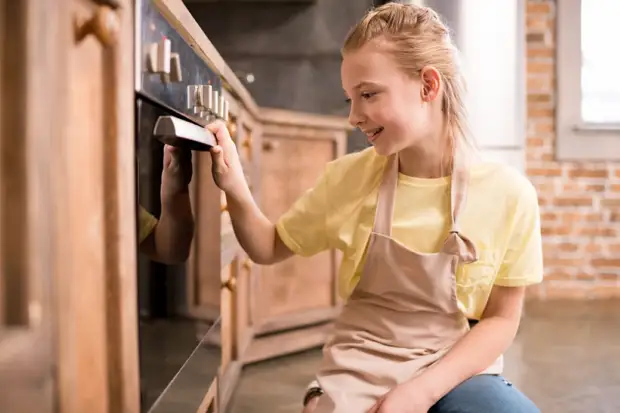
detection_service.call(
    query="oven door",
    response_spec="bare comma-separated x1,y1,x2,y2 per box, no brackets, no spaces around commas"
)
135,96,221,413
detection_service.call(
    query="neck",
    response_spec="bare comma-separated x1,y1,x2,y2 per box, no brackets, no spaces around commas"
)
398,131,453,179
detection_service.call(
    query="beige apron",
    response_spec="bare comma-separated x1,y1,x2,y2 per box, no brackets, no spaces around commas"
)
313,153,502,413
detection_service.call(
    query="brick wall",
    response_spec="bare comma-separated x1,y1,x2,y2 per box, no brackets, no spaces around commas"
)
526,0,620,299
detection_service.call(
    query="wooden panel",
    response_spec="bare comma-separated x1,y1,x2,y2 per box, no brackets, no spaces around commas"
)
60,0,110,409
0,0,139,410
235,255,254,356
102,0,142,409
243,323,333,365
0,0,57,411
220,261,235,369
187,151,221,319
258,136,336,319
54,1,140,412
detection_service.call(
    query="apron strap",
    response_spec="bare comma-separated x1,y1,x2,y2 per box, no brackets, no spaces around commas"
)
373,153,398,236
444,150,478,263
373,149,475,262
449,151,469,234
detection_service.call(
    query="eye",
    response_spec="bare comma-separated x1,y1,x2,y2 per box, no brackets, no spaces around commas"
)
361,92,377,100
344,97,351,104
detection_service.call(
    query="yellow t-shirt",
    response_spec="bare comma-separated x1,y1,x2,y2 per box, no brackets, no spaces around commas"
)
138,205,158,244
276,147,543,320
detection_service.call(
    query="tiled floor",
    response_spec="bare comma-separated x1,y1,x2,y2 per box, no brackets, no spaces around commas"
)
228,300,620,413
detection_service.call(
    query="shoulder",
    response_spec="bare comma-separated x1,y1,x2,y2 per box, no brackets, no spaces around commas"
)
470,161,539,214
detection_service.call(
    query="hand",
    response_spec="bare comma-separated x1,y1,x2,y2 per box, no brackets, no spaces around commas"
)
301,395,320,413
367,380,434,413
207,120,248,198
161,144,192,203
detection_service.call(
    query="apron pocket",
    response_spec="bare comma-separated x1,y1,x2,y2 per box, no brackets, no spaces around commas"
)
456,250,497,289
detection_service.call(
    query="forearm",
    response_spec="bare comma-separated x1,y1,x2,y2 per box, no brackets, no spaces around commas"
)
414,315,519,403
227,188,291,265
154,192,194,263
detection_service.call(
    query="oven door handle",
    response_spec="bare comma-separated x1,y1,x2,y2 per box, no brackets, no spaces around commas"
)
153,116,216,151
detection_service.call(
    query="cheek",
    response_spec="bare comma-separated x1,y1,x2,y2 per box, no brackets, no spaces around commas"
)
368,101,404,128
384,105,417,133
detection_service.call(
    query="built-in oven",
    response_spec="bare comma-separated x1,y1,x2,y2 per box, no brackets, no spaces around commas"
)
135,1,231,411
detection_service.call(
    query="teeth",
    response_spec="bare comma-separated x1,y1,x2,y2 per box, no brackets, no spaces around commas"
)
365,128,383,137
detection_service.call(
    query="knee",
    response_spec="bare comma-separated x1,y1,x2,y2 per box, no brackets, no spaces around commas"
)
429,375,540,413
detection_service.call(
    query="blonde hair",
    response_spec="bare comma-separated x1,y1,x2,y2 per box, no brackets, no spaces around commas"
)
343,3,476,158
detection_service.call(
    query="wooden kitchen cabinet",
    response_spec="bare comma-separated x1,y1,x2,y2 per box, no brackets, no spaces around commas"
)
0,0,139,412
1,0,351,411
193,96,351,410
241,108,349,363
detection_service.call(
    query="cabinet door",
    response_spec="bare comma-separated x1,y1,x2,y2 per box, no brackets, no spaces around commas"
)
56,0,139,412
244,115,348,364
0,1,56,410
1,0,138,412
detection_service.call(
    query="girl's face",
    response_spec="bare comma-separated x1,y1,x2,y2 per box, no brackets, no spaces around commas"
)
341,43,443,157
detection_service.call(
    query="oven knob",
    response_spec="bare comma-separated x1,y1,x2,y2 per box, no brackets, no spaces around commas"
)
201,84,214,112
223,100,230,121
219,95,226,119
213,90,220,116
146,37,181,83
169,53,182,82
187,85,199,110
157,37,171,75
187,85,205,115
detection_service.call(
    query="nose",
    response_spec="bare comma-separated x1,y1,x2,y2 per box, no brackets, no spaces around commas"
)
348,102,364,128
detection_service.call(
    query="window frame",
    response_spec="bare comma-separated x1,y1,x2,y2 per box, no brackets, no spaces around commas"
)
556,0,620,161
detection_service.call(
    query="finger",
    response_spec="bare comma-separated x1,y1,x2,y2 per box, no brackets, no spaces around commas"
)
210,145,230,168
166,144,191,165
209,145,228,171
302,395,320,413
164,144,179,161
206,120,231,145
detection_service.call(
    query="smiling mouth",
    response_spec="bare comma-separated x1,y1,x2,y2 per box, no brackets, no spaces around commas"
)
365,127,384,142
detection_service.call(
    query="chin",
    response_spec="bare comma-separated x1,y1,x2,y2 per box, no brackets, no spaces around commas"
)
371,140,399,157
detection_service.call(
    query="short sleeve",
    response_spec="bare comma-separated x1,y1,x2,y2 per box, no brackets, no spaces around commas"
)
276,164,332,257
494,182,544,287
138,205,158,244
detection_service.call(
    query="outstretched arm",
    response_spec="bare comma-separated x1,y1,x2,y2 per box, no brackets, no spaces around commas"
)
140,145,194,264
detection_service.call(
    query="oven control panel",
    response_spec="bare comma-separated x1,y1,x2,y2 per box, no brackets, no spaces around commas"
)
137,0,231,123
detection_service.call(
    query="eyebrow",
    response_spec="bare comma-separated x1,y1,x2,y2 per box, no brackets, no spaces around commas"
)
343,81,382,97
353,81,381,90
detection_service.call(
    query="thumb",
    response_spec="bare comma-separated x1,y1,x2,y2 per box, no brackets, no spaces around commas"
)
207,120,231,146
164,145,180,168
307,396,320,411
209,145,228,172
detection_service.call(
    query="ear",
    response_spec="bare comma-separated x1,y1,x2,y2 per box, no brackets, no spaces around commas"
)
420,66,441,102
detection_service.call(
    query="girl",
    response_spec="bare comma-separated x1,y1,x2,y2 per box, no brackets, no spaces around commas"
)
208,3,543,413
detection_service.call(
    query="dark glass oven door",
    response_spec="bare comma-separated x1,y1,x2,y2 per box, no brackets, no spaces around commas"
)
136,96,221,413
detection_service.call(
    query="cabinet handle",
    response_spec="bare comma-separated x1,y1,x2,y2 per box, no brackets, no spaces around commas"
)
242,136,253,149
227,120,237,140
262,140,279,152
242,258,252,271
74,6,120,47
221,276,237,292
221,203,228,213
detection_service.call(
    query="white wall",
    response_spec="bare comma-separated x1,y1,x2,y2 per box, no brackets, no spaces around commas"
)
424,0,526,172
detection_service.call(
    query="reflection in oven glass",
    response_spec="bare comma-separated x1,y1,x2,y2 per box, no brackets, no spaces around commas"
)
136,98,221,413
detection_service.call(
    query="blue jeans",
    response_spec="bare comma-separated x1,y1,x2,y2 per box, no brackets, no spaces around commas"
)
429,375,540,413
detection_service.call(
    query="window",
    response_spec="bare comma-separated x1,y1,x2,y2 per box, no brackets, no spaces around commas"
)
556,0,620,160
